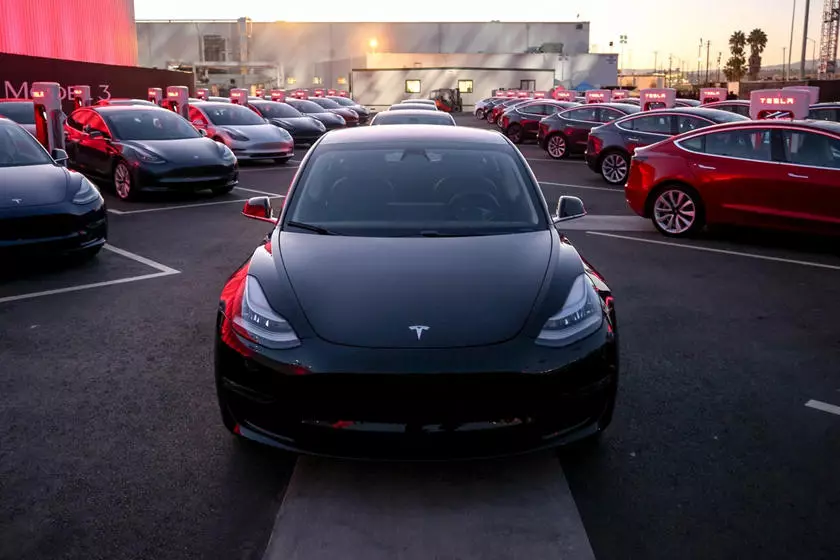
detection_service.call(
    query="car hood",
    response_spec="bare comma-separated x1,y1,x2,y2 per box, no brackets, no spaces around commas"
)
121,138,224,165
306,112,344,124
269,117,324,132
330,108,357,119
278,230,553,348
219,124,290,142
0,164,68,208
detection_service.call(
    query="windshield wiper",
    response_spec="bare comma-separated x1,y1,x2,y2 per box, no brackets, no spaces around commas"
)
418,230,476,237
286,221,339,235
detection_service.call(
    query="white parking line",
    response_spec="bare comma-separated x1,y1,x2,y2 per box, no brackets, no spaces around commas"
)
239,164,299,172
539,181,622,193
805,399,840,416
236,187,288,197
587,231,840,271
528,158,586,164
107,194,285,215
0,245,180,305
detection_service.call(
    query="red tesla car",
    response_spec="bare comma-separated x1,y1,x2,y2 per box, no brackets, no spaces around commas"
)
499,100,580,143
625,120,840,237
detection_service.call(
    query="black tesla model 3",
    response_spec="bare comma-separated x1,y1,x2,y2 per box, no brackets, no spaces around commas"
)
214,125,619,459
65,105,238,200
0,118,107,260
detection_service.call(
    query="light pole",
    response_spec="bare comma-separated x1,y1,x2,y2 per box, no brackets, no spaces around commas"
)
788,0,797,80
697,38,703,85
806,37,817,76
782,47,787,79
717,52,722,83
619,34,628,74
705,40,711,84
800,0,811,81
653,51,658,75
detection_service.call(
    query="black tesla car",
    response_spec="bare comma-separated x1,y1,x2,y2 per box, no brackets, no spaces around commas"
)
0,117,107,260
248,100,327,146
585,107,749,184
215,125,619,459
64,105,238,200
326,96,372,124
809,103,840,122
499,100,581,143
284,98,346,131
538,103,641,159
0,99,36,136
307,97,360,127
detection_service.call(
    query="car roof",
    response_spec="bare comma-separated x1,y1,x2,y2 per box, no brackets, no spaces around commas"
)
91,105,172,114
568,103,640,111
0,99,33,104
191,102,244,109
705,99,748,105
636,107,749,121
811,102,840,108
674,119,840,135
375,110,452,118
318,124,507,146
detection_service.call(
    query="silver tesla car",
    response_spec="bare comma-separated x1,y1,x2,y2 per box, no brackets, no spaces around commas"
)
189,102,295,163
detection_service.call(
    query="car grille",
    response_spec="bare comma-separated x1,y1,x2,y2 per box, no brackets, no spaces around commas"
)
0,214,81,241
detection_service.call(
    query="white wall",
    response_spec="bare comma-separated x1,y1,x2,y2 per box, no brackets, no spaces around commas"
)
363,53,559,70
351,68,556,109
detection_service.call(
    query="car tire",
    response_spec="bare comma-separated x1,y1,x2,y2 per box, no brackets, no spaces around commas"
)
486,112,496,124
212,184,235,196
475,109,485,120
506,123,523,144
599,151,631,185
546,133,569,159
274,157,292,165
112,160,137,201
648,184,705,238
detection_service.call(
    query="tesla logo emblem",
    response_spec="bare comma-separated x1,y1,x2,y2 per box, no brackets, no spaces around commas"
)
408,325,429,340
11,199,21,204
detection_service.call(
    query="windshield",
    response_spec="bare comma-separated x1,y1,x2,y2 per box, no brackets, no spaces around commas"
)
201,104,266,125
287,100,326,113
284,143,546,237
311,98,341,109
328,97,356,107
253,102,303,118
104,109,201,140
0,102,35,124
373,114,454,125
0,123,53,167
390,104,436,111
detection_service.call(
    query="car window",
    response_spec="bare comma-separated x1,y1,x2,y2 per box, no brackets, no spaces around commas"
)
0,123,53,167
730,105,750,117
677,116,712,134
201,104,265,125
808,108,838,122
520,104,546,115
677,135,706,153
781,130,840,169
599,108,625,123
628,115,672,134
0,102,36,124
254,102,303,118
67,109,92,131
88,114,111,136
704,129,773,162
564,108,598,122
188,106,208,126
311,98,342,109
287,100,325,113
285,144,546,236
103,109,201,140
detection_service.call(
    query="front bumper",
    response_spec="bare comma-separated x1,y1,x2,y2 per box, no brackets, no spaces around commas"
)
133,162,239,193
0,202,107,258
585,151,600,172
229,140,293,160
215,324,618,460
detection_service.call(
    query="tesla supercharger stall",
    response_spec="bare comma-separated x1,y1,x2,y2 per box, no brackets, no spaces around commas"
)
196,88,210,101
70,85,91,109
30,82,66,157
699,88,728,105
229,88,249,106
585,90,612,104
312,89,325,97
782,85,820,105
534,91,546,99
749,88,810,120
552,89,574,101
327,89,337,96
165,86,190,119
639,88,676,111
270,89,287,102
293,89,309,99
611,90,630,101
254,88,266,99
148,87,163,105
337,90,349,98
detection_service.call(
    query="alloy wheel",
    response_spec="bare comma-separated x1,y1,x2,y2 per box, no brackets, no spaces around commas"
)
601,153,629,185
653,189,698,235
114,162,132,200
547,135,567,159
507,125,523,144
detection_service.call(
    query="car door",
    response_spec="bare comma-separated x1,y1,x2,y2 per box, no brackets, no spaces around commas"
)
777,128,840,227
80,113,117,178
614,113,673,154
64,109,93,170
189,106,210,135
681,127,782,227
562,106,600,150
517,103,548,137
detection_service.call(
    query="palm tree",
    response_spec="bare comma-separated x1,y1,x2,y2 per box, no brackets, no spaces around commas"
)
747,28,769,80
729,31,747,57
725,31,748,82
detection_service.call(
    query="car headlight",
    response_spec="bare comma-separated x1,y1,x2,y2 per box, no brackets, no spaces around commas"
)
72,177,103,205
233,275,300,349
129,147,165,164
275,128,292,141
225,129,250,141
536,273,603,347
216,142,236,162
274,120,295,132
311,118,326,131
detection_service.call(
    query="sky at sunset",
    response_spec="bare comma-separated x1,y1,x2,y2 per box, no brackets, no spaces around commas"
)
134,0,827,70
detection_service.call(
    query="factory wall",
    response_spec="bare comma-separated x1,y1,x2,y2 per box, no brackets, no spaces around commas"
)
350,68,556,109
136,20,590,88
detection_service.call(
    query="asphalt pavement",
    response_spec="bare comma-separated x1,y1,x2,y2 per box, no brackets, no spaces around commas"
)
1,114,839,560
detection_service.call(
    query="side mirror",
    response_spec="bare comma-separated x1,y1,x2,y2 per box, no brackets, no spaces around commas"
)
242,196,277,223
553,196,587,223
51,148,69,163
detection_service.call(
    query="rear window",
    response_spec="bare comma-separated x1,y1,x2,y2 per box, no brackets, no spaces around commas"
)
373,114,454,125
0,123,52,167
0,102,35,124
284,144,547,237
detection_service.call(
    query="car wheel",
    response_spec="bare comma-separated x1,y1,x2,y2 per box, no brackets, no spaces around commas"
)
506,124,523,144
113,161,136,201
650,184,705,237
274,157,292,165
212,184,235,196
600,151,630,185
546,133,568,159
487,112,496,124
475,109,485,119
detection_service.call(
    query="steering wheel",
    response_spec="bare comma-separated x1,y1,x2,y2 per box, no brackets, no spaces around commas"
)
446,192,502,222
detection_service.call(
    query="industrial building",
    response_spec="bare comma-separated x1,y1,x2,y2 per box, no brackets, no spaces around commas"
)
135,19,619,108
